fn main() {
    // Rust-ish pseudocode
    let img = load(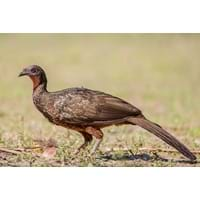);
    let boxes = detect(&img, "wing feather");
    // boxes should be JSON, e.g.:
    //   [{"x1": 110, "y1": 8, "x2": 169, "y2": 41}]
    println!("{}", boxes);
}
[{"x1": 51, "y1": 87, "x2": 141, "y2": 124}]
